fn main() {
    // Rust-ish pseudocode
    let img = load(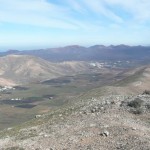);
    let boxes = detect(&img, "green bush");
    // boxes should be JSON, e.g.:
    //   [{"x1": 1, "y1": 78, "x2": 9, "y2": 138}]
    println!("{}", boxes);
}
[
  {"x1": 146, "y1": 104, "x2": 150, "y2": 109},
  {"x1": 128, "y1": 98, "x2": 143, "y2": 108},
  {"x1": 131, "y1": 109, "x2": 143, "y2": 115},
  {"x1": 142, "y1": 90, "x2": 150, "y2": 95}
]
